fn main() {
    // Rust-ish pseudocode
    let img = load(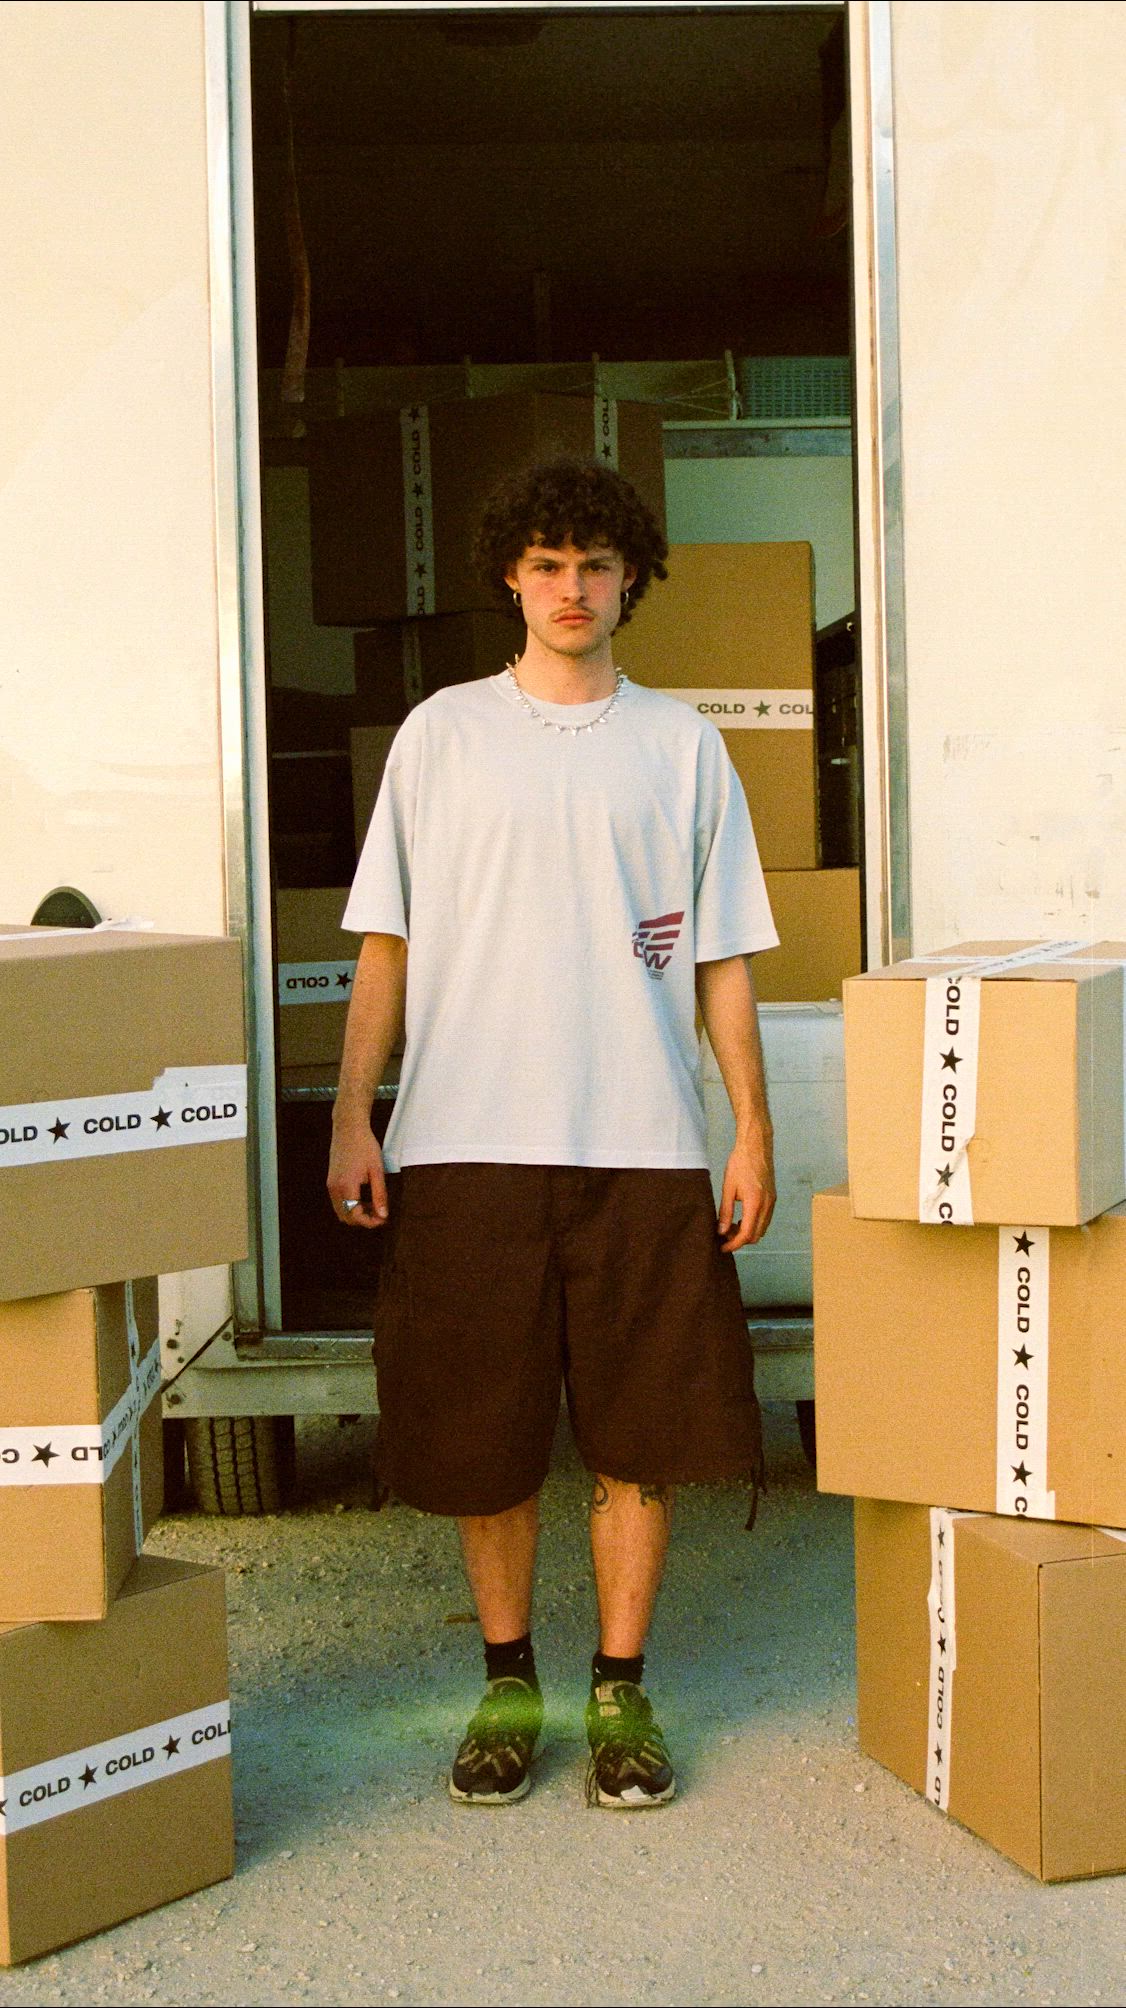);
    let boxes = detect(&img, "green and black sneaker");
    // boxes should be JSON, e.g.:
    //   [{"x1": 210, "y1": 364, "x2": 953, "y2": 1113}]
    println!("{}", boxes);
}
[
  {"x1": 585, "y1": 1679, "x2": 677, "y2": 1810},
  {"x1": 448, "y1": 1675, "x2": 544, "y2": 1805}
]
